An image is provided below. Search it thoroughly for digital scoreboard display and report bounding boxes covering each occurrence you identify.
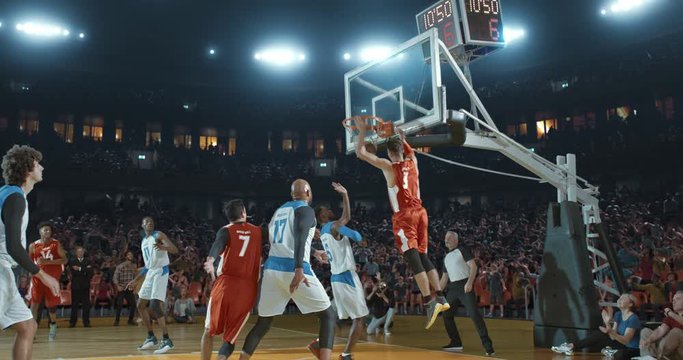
[416,0,462,49]
[459,0,504,45]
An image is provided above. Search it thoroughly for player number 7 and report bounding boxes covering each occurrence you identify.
[238,235,251,257]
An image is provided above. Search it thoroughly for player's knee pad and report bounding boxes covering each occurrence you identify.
[149,300,165,319]
[419,252,435,273]
[218,341,235,357]
[403,249,425,274]
[317,306,337,349]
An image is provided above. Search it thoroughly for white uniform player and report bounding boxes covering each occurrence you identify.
[320,222,368,320]
[258,200,330,317]
[0,186,33,329]
[139,231,170,301]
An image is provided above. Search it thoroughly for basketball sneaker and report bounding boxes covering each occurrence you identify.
[48,323,57,342]
[441,341,463,352]
[339,354,353,360]
[550,342,573,356]
[424,299,449,329]
[436,296,451,311]
[154,337,174,354]
[137,335,158,350]
[600,346,618,358]
[307,339,321,360]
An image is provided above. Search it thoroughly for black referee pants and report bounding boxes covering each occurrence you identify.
[443,279,493,350]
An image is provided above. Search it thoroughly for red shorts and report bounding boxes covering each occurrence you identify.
[392,207,428,254]
[206,275,257,345]
[30,278,61,308]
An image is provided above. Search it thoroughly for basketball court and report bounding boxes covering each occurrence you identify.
[0,315,608,359]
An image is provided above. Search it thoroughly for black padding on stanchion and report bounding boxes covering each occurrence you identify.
[533,201,603,351]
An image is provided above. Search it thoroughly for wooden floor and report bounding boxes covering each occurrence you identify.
[0,315,606,359]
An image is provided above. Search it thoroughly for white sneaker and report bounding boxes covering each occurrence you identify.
[137,335,158,350]
[551,342,573,356]
[384,330,391,336]
[153,338,174,354]
[631,356,656,360]
[600,346,619,358]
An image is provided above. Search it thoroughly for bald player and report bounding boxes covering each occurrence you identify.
[239,179,335,360]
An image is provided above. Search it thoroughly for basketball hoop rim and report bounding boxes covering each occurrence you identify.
[341,115,395,139]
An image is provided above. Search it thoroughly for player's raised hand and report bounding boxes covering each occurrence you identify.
[290,268,310,293]
[313,249,328,264]
[331,182,347,195]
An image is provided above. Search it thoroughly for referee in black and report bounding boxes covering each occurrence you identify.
[439,230,495,356]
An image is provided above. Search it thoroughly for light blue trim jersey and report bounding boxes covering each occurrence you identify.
[265,200,315,272]
[320,222,361,275]
[141,231,170,271]
[0,186,27,268]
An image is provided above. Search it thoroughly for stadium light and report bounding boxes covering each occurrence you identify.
[359,46,393,62]
[601,0,648,15]
[343,52,351,61]
[79,32,85,39]
[209,48,215,55]
[16,21,71,38]
[504,27,526,43]
[254,47,306,66]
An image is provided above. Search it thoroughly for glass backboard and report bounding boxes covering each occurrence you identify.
[344,29,445,154]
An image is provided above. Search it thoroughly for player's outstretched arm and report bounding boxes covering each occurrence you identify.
[155,231,178,254]
[398,128,418,166]
[205,227,229,279]
[290,206,316,293]
[331,182,350,230]
[330,182,362,243]
[3,194,59,296]
[3,194,39,275]
[355,118,392,171]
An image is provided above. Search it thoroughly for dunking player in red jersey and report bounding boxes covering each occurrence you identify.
[355,120,449,329]
[28,222,66,341]
[200,199,262,360]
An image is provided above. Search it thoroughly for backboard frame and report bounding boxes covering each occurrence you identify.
[344,28,445,154]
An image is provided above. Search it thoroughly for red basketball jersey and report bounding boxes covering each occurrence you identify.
[31,239,63,279]
[388,158,422,213]
[217,223,262,281]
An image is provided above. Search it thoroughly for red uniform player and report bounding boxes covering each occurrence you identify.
[28,222,66,341]
[200,199,262,360]
[355,120,448,329]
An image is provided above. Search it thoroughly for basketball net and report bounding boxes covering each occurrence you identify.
[341,115,395,140]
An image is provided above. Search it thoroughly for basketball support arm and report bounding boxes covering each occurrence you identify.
[418,40,626,294]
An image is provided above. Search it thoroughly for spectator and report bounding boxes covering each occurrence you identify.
[393,276,409,315]
[366,282,395,336]
[630,275,667,322]
[362,257,379,278]
[173,287,196,324]
[486,264,506,318]
[551,294,641,360]
[637,290,683,360]
[113,250,137,326]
